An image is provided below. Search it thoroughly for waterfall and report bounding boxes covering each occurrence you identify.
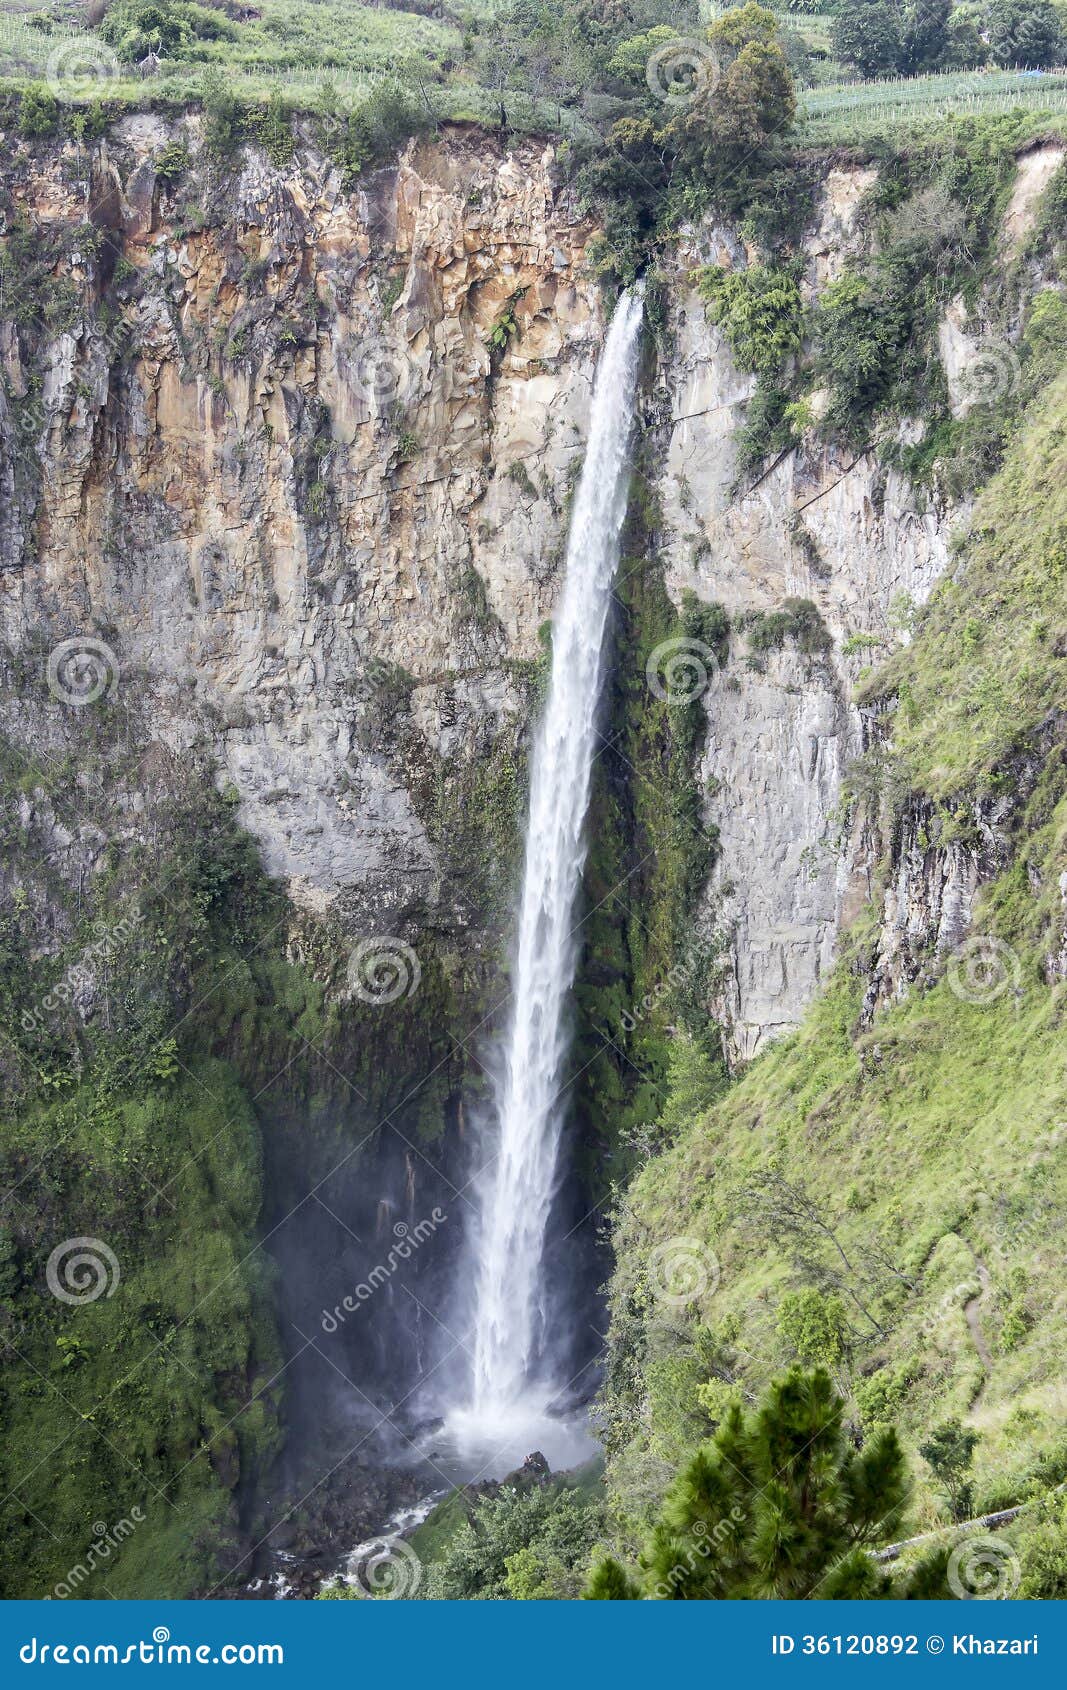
[450,285,645,1455]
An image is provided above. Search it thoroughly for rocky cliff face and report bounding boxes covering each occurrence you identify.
[645,156,1057,1060]
[1,126,1047,1062]
[644,172,948,1060]
[1,119,600,951]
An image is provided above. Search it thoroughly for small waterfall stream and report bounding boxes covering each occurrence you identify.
[447,285,645,1464]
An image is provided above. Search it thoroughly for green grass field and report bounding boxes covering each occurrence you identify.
[0,1,600,136]
[0,1,453,84]
[800,67,1067,139]
[3,1,1067,146]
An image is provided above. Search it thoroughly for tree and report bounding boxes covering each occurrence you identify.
[985,0,1065,64]
[919,1418,980,1522]
[899,0,953,72]
[670,6,796,174]
[831,0,904,78]
[708,1,782,55]
[708,16,797,154]
[716,40,796,151]
[586,1369,952,1598]
[586,1557,643,1599]
[605,26,679,88]
[942,5,990,67]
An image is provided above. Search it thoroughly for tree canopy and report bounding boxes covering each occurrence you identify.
[831,0,1065,77]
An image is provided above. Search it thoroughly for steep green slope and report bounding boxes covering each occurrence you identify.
[601,368,1067,1552]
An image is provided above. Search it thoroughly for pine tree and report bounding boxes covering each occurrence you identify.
[586,1368,951,1599]
[584,1558,643,1600]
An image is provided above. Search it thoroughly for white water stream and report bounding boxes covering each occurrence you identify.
[447,285,645,1466]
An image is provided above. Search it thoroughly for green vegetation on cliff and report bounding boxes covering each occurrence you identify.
[0,758,294,1596]
[571,487,730,1191]
[0,705,489,1595]
[6,0,1067,145]
[3,0,1067,1607]
[599,365,1067,1569]
[867,366,1067,795]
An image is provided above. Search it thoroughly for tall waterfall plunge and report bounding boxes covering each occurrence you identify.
[447,286,645,1467]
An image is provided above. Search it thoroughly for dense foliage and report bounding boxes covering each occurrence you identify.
[832,0,1064,77]
[424,1479,606,1599]
[100,0,237,61]
[587,1370,952,1598]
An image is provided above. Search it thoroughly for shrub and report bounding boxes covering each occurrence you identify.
[199,65,246,159]
[777,1288,851,1367]
[743,597,830,655]
[17,83,61,139]
[100,0,237,62]
[315,81,373,187]
[1023,289,1067,393]
[251,89,294,167]
[814,264,920,442]
[1015,1497,1067,1597]
[153,140,191,185]
[696,262,802,378]
[431,1483,605,1600]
